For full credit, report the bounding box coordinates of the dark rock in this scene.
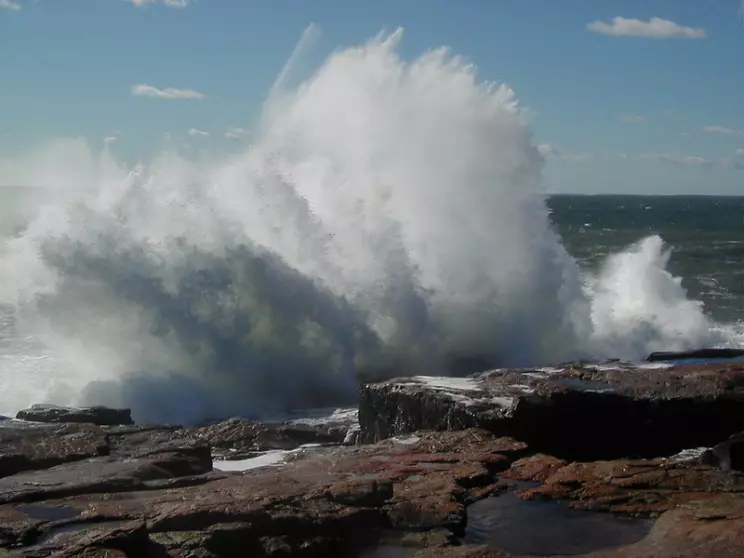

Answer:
[188,418,347,458]
[0,416,211,487]
[702,431,744,472]
[647,348,744,362]
[16,404,133,426]
[359,361,744,461]
[0,420,108,478]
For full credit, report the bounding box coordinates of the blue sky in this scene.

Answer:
[1,0,743,194]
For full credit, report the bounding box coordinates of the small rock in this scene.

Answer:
[16,404,133,426]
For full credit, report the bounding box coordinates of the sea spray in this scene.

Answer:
[0,29,738,424]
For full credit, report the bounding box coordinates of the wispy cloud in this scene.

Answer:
[129,0,189,7]
[537,144,591,162]
[188,128,210,137]
[103,136,118,145]
[736,148,744,157]
[587,17,706,39]
[225,127,248,141]
[0,0,21,11]
[621,115,646,124]
[703,125,744,137]
[131,84,205,100]
[639,153,716,167]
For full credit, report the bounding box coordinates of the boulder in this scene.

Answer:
[358,361,744,460]
[16,404,133,426]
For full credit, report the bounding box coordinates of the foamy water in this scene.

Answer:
[0,28,740,424]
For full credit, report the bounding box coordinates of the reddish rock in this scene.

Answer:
[0,429,526,556]
[500,453,567,482]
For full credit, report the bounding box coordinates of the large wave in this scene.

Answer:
[0,29,738,424]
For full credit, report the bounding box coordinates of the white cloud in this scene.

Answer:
[103,136,117,145]
[128,0,189,7]
[0,0,21,10]
[131,84,205,100]
[188,128,210,137]
[225,127,248,141]
[621,115,646,124]
[640,153,714,166]
[587,17,706,39]
[537,144,591,162]
[703,125,744,137]
[736,148,744,157]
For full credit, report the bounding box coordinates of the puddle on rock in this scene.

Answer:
[464,490,651,556]
[559,378,616,393]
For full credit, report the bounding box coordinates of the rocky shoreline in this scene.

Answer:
[1,358,744,557]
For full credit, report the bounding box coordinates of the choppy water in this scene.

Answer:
[550,195,744,325]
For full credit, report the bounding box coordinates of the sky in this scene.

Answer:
[1,0,743,195]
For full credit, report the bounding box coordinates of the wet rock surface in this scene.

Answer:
[359,360,744,460]
[3,359,744,556]
[188,417,348,459]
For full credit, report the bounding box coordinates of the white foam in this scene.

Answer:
[667,447,709,463]
[635,362,673,370]
[213,450,290,472]
[412,376,482,391]
[508,384,535,394]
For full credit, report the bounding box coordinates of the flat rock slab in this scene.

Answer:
[0,429,525,557]
[359,361,744,460]
[2,428,744,557]
[0,420,108,478]
[15,405,133,426]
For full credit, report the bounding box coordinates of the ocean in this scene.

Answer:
[0,31,741,425]
[549,195,744,325]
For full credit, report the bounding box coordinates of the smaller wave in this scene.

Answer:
[586,235,740,358]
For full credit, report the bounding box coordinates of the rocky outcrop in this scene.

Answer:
[16,404,133,426]
[2,421,744,557]
[358,361,744,460]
